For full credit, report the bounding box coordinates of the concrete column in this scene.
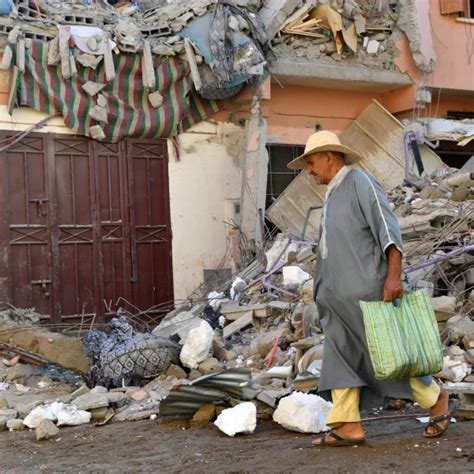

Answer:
[239,94,269,250]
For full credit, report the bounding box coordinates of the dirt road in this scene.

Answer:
[1,418,473,472]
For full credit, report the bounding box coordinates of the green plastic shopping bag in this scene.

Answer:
[359,289,443,380]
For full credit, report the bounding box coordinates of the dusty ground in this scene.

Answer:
[1,417,473,472]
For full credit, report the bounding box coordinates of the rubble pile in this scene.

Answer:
[1,164,473,438]
[387,169,473,397]
[271,0,404,70]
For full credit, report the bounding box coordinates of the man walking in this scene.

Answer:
[287,131,452,446]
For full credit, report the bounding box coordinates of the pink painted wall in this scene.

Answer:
[397,0,474,92]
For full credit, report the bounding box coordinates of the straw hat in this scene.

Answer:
[287,131,362,170]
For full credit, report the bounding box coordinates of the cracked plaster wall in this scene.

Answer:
[167,121,245,300]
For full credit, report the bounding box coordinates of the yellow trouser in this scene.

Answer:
[326,378,441,427]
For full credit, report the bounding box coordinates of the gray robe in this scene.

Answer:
[314,168,412,408]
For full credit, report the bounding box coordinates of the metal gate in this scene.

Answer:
[0,133,173,325]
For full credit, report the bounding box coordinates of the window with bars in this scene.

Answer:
[266,144,305,209]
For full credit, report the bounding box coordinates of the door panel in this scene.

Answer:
[95,141,132,312]
[0,133,173,325]
[128,140,173,314]
[1,135,53,317]
[54,137,97,320]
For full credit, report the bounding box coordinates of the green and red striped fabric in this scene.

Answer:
[14,41,218,142]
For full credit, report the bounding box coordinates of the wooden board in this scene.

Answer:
[266,100,445,238]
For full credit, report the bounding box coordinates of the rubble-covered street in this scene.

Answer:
[1,417,473,472]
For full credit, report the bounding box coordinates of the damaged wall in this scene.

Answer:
[396,0,474,93]
[167,121,245,301]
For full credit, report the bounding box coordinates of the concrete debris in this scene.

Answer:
[82,81,106,97]
[153,309,203,343]
[214,402,257,437]
[89,125,106,140]
[223,311,253,339]
[180,321,214,369]
[7,418,25,431]
[76,53,103,69]
[23,405,56,429]
[148,91,164,108]
[282,266,312,287]
[36,419,59,441]
[273,392,332,433]
[431,296,457,322]
[73,392,109,411]
[88,104,108,123]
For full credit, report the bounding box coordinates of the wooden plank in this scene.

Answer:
[265,100,445,236]
[223,311,253,338]
[282,5,313,29]
[221,303,268,320]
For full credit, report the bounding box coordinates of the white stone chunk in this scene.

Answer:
[23,405,56,429]
[180,321,214,369]
[214,402,257,437]
[273,392,332,433]
[366,40,379,54]
[56,405,91,426]
[282,266,312,286]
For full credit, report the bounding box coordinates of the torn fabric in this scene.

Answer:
[12,41,218,142]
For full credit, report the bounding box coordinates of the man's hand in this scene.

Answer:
[384,245,403,302]
[383,276,403,302]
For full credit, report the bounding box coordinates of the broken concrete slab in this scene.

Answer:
[36,418,59,440]
[221,303,268,320]
[431,296,457,322]
[5,363,42,383]
[256,388,290,408]
[73,392,109,411]
[152,309,202,344]
[0,323,90,374]
[214,402,256,437]
[0,408,18,424]
[223,311,253,339]
[448,315,474,342]
[7,418,25,431]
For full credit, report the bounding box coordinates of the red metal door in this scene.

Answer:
[0,134,54,319]
[51,136,99,323]
[0,133,173,325]
[127,139,173,316]
[94,140,133,316]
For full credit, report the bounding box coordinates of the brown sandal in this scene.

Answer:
[423,399,458,439]
[313,430,366,447]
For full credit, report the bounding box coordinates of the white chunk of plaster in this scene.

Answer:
[180,320,214,369]
[214,402,257,437]
[273,392,332,433]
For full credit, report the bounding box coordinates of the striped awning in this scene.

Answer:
[12,41,218,142]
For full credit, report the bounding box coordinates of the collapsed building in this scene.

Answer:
[0,0,473,437]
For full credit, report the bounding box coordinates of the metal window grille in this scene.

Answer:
[265,144,304,209]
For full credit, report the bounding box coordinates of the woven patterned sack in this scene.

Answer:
[359,289,443,380]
